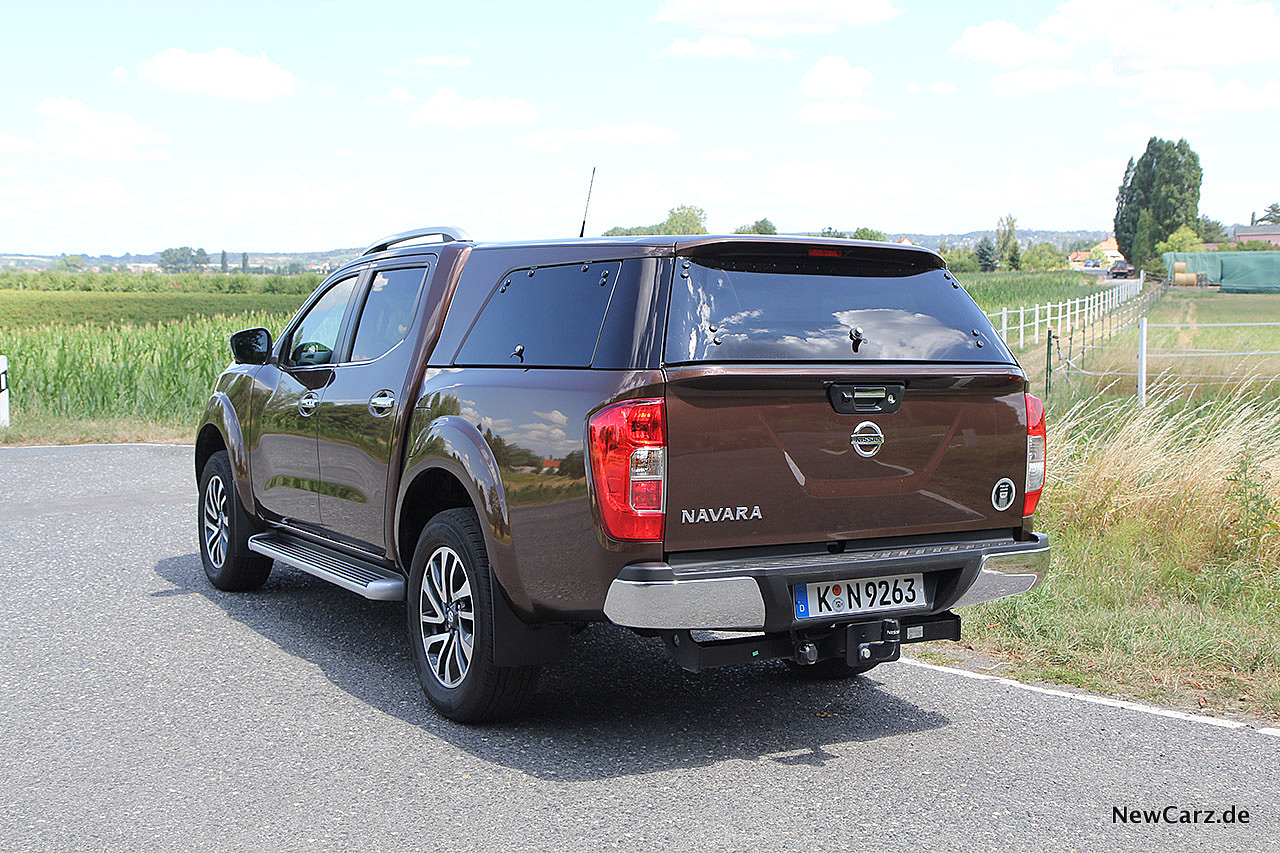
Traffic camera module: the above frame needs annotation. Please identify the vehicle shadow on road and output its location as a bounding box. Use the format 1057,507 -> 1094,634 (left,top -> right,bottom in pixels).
156,553 -> 950,781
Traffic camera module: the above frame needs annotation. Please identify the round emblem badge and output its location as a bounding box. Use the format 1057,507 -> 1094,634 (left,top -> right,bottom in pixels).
991,478 -> 1017,512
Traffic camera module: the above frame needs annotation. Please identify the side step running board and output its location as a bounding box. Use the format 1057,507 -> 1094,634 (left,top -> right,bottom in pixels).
247,532 -> 405,601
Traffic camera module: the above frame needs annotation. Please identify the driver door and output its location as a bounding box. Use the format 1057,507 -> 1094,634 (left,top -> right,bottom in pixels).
251,272 -> 362,527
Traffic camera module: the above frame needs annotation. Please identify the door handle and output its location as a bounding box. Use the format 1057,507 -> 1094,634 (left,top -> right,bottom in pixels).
298,391 -> 319,417
368,390 -> 396,417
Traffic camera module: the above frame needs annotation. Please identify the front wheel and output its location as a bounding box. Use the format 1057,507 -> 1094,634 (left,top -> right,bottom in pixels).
407,508 -> 540,723
198,450 -> 272,591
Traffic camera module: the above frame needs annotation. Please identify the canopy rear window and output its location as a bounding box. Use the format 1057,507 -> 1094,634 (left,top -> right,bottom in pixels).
664,251 -> 1012,364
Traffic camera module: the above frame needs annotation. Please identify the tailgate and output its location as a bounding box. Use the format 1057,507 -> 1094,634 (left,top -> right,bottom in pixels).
663,366 -> 1028,551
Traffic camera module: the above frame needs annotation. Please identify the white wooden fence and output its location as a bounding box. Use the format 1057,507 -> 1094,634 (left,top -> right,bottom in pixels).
984,276 -> 1143,351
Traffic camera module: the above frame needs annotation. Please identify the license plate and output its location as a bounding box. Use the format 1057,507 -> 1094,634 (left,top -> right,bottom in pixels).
793,573 -> 926,620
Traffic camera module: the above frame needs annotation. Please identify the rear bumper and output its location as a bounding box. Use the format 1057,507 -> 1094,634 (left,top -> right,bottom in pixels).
604,532 -> 1049,631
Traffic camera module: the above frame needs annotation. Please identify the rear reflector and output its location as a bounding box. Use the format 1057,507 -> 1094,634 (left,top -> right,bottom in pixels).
808,248 -> 841,257
588,398 -> 666,541
1024,393 -> 1046,516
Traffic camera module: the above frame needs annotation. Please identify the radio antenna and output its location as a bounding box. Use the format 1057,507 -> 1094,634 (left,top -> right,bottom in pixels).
578,166 -> 596,238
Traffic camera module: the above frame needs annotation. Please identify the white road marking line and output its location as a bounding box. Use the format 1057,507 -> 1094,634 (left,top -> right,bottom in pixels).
900,657 -> 1280,736
0,442 -> 194,450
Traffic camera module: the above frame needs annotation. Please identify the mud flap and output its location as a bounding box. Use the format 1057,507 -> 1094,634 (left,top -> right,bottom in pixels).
489,582 -> 572,666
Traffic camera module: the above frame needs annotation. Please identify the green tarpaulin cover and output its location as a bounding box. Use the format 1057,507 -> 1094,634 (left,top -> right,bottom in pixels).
1162,251 -> 1280,293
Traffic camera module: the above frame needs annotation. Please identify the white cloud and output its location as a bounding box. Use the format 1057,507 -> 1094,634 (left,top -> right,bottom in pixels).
701,147 -> 752,162
411,89 -> 539,127
1102,121 -> 1154,143
991,66 -> 1085,99
0,133 -> 35,154
36,97 -> 169,161
138,48 -> 296,101
654,0 -> 900,37
1041,0 -> 1280,72
800,56 -> 872,99
930,81 -> 957,95
951,20 -> 1066,67
525,122 -> 678,153
109,65 -> 128,85
661,34 -> 794,60
1091,59 -> 1280,120
402,54 -> 471,68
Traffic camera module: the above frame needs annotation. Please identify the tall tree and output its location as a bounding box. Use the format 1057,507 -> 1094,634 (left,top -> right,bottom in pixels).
220,249 -> 228,273
996,214 -> 1019,267
851,227 -> 886,241
733,217 -> 777,235
1197,216 -> 1227,243
240,252 -> 248,272
158,246 -> 196,272
193,248 -> 209,269
1114,137 -> 1202,261
1258,203 -> 1280,225
975,236 -> 997,272
1131,209 -> 1159,265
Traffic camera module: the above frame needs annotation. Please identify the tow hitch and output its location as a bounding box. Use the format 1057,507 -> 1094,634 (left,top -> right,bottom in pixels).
659,612 -> 961,673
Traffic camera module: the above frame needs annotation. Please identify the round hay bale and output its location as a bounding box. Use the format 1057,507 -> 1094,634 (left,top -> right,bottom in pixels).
1174,272 -> 1198,286
1173,261 -> 1188,274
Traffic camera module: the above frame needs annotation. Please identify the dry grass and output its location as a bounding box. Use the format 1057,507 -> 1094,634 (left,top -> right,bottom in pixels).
962,387 -> 1280,721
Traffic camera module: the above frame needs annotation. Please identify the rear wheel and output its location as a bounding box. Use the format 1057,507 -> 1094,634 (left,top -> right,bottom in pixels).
407,508 -> 540,723
198,450 -> 272,591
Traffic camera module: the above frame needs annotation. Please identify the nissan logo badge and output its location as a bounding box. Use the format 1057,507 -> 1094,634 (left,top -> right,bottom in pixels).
850,421 -> 884,457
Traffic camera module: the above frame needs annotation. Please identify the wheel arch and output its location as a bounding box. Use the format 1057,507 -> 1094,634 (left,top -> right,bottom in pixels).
196,392 -> 253,514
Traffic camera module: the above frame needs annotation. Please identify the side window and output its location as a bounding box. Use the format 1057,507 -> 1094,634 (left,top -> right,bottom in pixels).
456,261 -> 620,367
287,276 -> 357,366
349,267 -> 428,362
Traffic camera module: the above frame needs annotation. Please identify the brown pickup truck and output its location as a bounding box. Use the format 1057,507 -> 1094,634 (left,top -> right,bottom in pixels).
196,228 -> 1049,722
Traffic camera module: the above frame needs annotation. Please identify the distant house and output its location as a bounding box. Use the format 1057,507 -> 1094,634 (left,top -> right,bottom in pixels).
895,237 -> 916,246
1230,224 -> 1280,246
1068,250 -> 1091,265
1091,237 -> 1125,265
541,459 -> 561,470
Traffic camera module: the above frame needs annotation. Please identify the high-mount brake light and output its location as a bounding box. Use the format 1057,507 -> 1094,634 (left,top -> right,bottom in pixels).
808,248 -> 841,257
1024,393 -> 1046,517
588,398 -> 666,541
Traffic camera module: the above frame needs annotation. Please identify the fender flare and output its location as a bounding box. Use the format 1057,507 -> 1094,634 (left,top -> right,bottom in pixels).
198,392 -> 254,515
398,415 -> 570,666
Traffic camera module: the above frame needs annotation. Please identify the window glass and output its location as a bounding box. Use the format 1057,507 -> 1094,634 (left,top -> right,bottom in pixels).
665,257 -> 1010,364
456,262 -> 620,367
350,267 -> 428,362
288,276 -> 357,366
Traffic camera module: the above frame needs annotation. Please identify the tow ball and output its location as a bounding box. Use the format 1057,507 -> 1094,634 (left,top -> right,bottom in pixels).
850,617 -> 902,665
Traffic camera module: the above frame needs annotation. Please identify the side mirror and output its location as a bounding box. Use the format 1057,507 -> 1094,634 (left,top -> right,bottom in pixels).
230,328 -> 273,365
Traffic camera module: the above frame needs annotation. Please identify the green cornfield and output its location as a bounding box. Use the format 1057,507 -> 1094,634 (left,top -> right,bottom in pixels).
3,309 -> 294,424
956,269 -> 1099,314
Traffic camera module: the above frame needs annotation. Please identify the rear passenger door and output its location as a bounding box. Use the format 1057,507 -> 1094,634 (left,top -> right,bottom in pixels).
313,261 -> 433,554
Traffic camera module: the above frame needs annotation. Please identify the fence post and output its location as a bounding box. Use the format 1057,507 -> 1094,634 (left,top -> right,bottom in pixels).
1019,305 -> 1025,349
1140,268 -> 1145,286
1034,304 -> 1040,344
1001,307 -> 1007,343
1137,317 -> 1147,408
0,355 -> 8,428
1045,330 -> 1053,396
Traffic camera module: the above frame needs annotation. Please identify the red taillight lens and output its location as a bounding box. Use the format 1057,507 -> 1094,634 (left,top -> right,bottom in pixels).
1024,392 -> 1046,517
588,398 -> 666,541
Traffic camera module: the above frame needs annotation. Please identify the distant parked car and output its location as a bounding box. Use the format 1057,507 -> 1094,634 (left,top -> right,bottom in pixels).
1109,262 -> 1133,278
1084,259 -> 1100,268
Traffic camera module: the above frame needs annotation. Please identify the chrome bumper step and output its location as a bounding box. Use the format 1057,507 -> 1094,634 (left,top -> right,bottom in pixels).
247,531 -> 405,601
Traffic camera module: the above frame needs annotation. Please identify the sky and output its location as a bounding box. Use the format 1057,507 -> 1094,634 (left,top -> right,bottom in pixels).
1,0 -> 1278,255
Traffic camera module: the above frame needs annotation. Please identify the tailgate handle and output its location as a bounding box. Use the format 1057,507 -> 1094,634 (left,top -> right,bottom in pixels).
829,383 -> 904,415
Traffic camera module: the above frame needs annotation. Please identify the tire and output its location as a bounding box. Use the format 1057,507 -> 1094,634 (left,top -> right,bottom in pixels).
407,508 -> 540,723
786,658 -> 880,680
198,450 -> 272,591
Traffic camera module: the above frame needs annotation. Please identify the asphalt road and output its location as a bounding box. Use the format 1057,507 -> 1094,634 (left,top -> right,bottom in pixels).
1,445 -> 1276,852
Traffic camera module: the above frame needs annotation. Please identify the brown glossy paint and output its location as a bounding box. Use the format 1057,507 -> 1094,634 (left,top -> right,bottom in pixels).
249,362 -> 332,525
405,365 -> 665,620
662,364 -> 1027,553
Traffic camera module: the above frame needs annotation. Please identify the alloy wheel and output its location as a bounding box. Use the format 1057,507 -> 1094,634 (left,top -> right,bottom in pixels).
203,474 -> 229,569
419,546 -> 475,689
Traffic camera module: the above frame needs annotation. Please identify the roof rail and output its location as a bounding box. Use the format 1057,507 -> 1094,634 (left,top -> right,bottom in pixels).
362,226 -> 473,256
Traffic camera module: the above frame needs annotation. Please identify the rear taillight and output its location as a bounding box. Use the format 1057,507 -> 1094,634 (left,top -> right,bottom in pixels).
588,398 -> 666,541
1024,392 -> 1046,517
